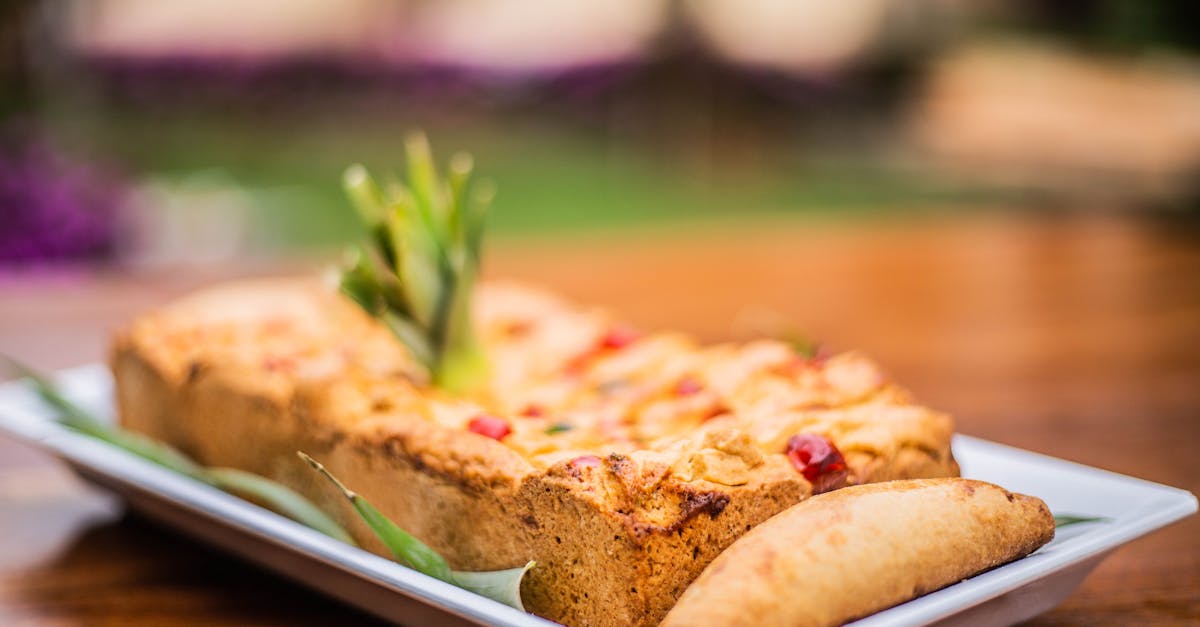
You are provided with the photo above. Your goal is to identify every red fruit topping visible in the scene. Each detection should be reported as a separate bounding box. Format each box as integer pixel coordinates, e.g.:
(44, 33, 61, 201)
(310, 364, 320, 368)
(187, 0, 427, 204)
(785, 434, 848, 494)
(566, 454, 603, 479)
(674, 377, 703, 396)
(568, 455, 603, 470)
(599, 327, 640, 350)
(564, 324, 643, 372)
(520, 404, 545, 418)
(563, 327, 642, 375)
(467, 415, 511, 440)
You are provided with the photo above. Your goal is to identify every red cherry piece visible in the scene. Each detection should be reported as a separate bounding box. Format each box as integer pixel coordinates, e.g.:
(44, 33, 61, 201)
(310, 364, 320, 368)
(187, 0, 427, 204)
(520, 404, 545, 418)
(785, 434, 848, 494)
(563, 327, 642, 375)
(566, 454, 603, 479)
(568, 454, 603, 470)
(675, 377, 703, 396)
(599, 327, 640, 350)
(467, 415, 511, 441)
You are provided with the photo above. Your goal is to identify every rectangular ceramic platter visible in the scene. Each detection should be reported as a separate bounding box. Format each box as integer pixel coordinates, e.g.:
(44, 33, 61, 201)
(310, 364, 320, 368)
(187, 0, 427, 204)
(0, 365, 1194, 627)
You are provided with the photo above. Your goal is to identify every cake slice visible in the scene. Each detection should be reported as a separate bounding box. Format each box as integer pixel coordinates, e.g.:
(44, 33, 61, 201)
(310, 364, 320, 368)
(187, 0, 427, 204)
(112, 278, 958, 626)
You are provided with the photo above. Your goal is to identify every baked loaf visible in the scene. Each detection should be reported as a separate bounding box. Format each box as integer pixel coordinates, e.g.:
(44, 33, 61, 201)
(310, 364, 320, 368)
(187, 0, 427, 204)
(661, 478, 1055, 627)
(112, 279, 960, 626)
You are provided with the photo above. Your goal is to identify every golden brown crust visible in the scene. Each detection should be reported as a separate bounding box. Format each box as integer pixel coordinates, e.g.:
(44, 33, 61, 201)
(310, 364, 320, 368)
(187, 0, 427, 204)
(111, 279, 961, 626)
(660, 478, 1056, 627)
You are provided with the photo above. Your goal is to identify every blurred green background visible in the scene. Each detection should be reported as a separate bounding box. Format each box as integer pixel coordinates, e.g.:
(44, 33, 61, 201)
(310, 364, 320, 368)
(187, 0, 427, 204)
(3, 0, 1199, 264)
(51, 100, 1004, 250)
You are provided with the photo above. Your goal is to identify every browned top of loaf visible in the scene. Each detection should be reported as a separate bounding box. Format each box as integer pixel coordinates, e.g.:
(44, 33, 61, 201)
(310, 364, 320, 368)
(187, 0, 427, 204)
(120, 278, 955, 497)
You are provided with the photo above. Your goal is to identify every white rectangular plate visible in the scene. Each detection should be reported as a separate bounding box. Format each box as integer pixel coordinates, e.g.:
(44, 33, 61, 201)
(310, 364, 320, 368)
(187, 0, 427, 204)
(0, 365, 1194, 627)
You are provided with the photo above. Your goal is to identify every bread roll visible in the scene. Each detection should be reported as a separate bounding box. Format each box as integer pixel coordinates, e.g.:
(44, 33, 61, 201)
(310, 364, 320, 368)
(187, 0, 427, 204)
(661, 478, 1054, 627)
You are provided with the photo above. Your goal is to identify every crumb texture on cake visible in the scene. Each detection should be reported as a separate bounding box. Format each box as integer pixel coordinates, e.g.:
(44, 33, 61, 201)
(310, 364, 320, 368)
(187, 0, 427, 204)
(112, 278, 960, 626)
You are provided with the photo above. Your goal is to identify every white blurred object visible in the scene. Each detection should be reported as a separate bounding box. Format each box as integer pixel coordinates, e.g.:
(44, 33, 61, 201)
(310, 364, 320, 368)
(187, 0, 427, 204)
(687, 0, 889, 73)
(63, 0, 667, 71)
(118, 172, 251, 269)
(400, 0, 667, 71)
(686, 0, 960, 74)
(913, 42, 1200, 203)
(66, 0, 398, 58)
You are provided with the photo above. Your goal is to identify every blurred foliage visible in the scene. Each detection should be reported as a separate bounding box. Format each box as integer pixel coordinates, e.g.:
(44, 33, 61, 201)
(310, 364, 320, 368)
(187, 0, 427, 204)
(9, 0, 1197, 259)
(40, 94, 1007, 252)
(1004, 0, 1200, 54)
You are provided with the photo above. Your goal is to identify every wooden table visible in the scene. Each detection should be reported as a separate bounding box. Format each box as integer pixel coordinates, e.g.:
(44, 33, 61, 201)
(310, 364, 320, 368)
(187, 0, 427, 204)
(1, 212, 1197, 625)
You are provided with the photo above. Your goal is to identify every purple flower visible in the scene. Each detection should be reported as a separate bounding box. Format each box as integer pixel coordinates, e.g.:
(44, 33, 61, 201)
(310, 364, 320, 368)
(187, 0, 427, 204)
(0, 138, 123, 265)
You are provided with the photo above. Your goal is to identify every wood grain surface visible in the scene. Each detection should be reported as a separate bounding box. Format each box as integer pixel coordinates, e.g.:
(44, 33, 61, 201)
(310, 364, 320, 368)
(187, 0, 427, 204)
(1, 211, 1197, 625)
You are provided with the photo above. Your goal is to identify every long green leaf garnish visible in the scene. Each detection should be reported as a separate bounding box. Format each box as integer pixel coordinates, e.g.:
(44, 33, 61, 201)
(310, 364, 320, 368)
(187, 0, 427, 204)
(451, 562, 535, 611)
(299, 452, 534, 611)
(340, 133, 493, 395)
(1054, 514, 1110, 528)
(6, 358, 208, 480)
(6, 359, 354, 545)
(206, 467, 355, 544)
(7, 362, 532, 609)
(298, 452, 455, 582)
